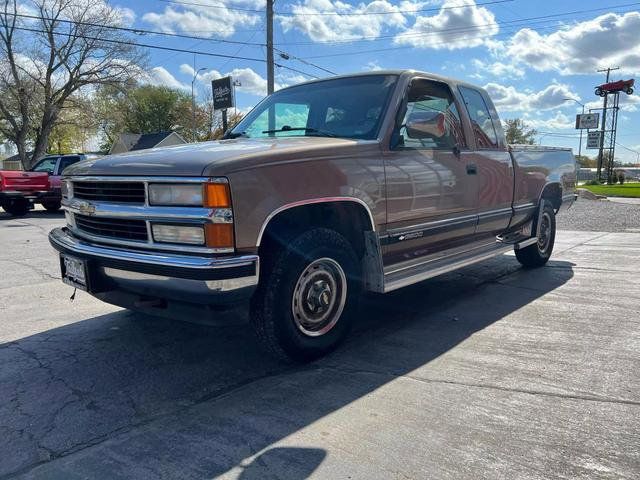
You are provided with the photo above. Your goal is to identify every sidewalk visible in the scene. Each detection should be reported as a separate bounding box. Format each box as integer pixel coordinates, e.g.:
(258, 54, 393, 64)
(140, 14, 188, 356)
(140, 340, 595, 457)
(607, 196, 640, 205)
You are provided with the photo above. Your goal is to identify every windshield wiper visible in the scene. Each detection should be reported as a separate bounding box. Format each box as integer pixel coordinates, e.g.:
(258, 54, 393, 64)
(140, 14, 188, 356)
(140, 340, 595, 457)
(223, 131, 247, 139)
(261, 126, 338, 137)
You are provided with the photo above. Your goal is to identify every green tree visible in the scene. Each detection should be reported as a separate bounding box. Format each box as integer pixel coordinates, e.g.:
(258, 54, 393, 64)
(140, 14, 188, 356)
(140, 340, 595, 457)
(575, 155, 596, 168)
(96, 84, 221, 151)
(503, 118, 538, 145)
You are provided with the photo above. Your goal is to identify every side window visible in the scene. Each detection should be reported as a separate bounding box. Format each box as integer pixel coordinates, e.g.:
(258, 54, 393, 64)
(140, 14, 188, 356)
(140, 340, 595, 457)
(459, 86, 498, 149)
(245, 103, 310, 137)
(396, 79, 466, 150)
(58, 156, 81, 174)
(31, 157, 58, 174)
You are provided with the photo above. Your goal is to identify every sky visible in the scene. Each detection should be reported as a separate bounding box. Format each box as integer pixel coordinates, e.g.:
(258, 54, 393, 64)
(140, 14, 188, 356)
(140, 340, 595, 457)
(64, 0, 640, 162)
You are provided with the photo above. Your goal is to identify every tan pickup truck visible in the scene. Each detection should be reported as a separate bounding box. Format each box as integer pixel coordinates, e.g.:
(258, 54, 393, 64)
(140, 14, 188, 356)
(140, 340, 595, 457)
(50, 70, 577, 361)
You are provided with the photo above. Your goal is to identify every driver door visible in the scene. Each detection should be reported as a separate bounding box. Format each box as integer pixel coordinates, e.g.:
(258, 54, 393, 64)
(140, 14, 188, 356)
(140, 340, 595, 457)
(383, 78, 478, 263)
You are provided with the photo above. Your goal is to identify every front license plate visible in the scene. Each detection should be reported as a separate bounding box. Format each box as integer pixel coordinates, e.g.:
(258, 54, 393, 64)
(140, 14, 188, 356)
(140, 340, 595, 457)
(61, 255, 88, 290)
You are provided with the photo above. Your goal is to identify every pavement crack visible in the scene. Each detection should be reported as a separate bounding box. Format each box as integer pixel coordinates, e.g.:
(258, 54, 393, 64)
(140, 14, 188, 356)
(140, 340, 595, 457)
(318, 364, 640, 408)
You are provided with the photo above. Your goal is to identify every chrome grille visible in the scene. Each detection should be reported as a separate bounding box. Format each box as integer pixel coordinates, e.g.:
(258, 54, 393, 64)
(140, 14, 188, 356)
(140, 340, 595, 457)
(75, 214, 148, 242)
(73, 181, 145, 203)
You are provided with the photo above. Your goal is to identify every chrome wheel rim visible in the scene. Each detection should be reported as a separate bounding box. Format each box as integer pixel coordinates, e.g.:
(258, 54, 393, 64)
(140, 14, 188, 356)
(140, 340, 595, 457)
(538, 211, 552, 254)
(292, 257, 347, 337)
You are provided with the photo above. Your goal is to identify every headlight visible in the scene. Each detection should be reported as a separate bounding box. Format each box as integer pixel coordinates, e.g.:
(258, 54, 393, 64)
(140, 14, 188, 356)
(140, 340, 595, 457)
(151, 224, 205, 245)
(148, 184, 203, 206)
(61, 180, 71, 199)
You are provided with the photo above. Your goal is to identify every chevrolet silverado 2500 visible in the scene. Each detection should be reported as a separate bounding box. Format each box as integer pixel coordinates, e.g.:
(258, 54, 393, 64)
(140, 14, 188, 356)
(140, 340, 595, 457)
(49, 71, 577, 361)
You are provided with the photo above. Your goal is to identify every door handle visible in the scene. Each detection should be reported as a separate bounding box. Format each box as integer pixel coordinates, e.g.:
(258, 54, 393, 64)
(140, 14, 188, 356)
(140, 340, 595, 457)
(466, 163, 478, 175)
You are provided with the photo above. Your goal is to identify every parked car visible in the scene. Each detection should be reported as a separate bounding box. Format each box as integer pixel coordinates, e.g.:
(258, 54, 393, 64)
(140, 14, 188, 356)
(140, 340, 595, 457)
(595, 79, 634, 96)
(50, 71, 577, 361)
(0, 154, 85, 216)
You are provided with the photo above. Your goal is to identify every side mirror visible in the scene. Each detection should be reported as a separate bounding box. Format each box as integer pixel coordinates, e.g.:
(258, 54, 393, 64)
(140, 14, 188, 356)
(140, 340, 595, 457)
(405, 112, 446, 139)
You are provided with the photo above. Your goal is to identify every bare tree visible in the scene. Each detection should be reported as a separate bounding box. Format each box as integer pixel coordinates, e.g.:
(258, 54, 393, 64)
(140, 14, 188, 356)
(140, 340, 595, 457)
(0, 0, 144, 168)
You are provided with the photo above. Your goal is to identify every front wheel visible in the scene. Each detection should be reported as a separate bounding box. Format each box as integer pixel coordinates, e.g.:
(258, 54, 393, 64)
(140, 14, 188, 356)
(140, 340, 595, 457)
(515, 201, 556, 268)
(250, 228, 361, 362)
(43, 201, 61, 212)
(4, 198, 30, 217)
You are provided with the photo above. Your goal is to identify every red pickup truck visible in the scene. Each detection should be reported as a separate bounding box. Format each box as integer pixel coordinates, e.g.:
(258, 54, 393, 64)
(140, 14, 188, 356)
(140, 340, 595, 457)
(0, 154, 84, 216)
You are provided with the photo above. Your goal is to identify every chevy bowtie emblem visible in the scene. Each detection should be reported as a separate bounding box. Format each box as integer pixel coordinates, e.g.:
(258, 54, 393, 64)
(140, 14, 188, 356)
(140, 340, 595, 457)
(77, 201, 96, 215)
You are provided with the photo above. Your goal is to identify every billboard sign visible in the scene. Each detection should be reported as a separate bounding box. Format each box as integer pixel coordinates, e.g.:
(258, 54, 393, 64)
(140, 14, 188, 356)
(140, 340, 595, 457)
(587, 131, 602, 149)
(575, 113, 600, 130)
(212, 76, 234, 110)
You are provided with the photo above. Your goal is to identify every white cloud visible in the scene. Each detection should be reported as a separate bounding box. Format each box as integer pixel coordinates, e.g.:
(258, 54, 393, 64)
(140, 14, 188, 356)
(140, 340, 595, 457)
(278, 0, 406, 42)
(142, 2, 260, 39)
(524, 112, 574, 131)
(394, 0, 498, 50)
(471, 59, 524, 79)
(484, 82, 577, 113)
(114, 6, 136, 26)
(364, 60, 383, 71)
(505, 11, 640, 75)
(144, 66, 189, 90)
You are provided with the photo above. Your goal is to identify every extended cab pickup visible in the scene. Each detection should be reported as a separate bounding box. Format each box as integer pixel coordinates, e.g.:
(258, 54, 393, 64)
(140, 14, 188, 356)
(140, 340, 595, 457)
(49, 71, 577, 361)
(0, 154, 84, 216)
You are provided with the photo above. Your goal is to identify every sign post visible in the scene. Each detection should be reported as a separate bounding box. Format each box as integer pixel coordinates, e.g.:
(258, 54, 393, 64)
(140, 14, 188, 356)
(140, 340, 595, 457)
(211, 76, 235, 134)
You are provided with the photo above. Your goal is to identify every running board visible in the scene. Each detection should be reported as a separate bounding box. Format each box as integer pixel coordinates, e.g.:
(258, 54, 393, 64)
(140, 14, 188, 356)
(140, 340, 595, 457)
(383, 237, 536, 293)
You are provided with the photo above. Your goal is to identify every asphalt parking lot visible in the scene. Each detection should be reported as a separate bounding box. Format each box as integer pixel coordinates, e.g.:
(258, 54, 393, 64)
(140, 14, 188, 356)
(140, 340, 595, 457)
(1, 202, 639, 479)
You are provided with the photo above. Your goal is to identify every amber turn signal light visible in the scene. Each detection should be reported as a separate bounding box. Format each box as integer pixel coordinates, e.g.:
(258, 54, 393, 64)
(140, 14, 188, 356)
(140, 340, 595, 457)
(205, 223, 234, 248)
(204, 182, 231, 208)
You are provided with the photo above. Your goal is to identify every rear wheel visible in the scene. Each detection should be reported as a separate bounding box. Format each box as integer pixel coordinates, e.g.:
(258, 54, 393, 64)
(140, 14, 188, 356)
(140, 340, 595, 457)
(43, 201, 61, 212)
(4, 198, 29, 217)
(250, 227, 361, 362)
(515, 201, 556, 268)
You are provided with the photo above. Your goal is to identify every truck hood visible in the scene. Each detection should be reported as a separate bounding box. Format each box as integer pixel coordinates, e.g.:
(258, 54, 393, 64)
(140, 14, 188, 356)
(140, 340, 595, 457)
(64, 137, 377, 177)
(0, 170, 49, 191)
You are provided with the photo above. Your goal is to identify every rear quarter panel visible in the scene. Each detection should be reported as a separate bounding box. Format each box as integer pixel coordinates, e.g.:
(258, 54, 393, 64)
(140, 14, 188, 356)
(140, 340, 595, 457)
(510, 147, 577, 222)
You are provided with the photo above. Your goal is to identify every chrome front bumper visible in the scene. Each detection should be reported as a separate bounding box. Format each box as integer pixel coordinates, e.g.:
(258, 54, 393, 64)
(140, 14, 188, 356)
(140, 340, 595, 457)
(49, 227, 259, 306)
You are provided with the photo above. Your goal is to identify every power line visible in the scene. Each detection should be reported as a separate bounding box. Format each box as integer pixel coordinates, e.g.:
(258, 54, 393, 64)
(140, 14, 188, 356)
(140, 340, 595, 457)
(157, 0, 264, 14)
(276, 0, 515, 16)
(159, 0, 515, 16)
(302, 7, 637, 58)
(7, 12, 266, 47)
(9, 25, 319, 79)
(274, 48, 337, 75)
(274, 2, 640, 45)
(5, 11, 332, 77)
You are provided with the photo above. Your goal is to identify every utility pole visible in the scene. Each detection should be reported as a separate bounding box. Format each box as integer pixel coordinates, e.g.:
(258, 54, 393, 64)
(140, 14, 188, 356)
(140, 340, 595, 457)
(596, 66, 619, 181)
(266, 0, 274, 95)
(266, 0, 275, 132)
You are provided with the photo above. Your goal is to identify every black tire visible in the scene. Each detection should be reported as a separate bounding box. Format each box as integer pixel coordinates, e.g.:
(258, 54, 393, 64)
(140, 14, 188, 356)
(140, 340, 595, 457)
(250, 227, 362, 363)
(515, 201, 556, 268)
(4, 198, 29, 217)
(43, 201, 61, 212)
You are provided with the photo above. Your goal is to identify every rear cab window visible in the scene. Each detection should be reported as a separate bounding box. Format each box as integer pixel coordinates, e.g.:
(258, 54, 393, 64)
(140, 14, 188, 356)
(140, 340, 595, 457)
(458, 86, 503, 149)
(57, 156, 81, 174)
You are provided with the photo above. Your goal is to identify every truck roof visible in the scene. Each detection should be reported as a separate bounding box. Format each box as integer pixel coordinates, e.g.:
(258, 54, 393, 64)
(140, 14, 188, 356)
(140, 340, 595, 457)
(278, 69, 484, 93)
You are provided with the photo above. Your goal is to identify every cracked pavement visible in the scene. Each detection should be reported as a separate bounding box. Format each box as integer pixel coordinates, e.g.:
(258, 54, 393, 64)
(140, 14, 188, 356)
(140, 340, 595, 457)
(0, 208, 639, 479)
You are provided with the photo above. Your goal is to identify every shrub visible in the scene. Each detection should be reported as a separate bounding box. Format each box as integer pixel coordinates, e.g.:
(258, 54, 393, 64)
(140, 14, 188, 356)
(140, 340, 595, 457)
(585, 179, 601, 186)
(617, 171, 625, 184)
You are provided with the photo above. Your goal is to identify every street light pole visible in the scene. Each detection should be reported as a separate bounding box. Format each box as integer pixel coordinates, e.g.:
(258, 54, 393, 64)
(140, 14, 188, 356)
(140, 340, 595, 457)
(564, 98, 585, 159)
(191, 66, 207, 142)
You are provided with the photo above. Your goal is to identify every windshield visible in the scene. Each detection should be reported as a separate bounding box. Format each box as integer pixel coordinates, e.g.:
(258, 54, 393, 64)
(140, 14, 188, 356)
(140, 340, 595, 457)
(229, 74, 398, 140)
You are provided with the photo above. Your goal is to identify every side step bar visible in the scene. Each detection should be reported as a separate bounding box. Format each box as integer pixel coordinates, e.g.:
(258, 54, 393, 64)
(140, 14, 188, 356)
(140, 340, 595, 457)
(383, 237, 537, 293)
